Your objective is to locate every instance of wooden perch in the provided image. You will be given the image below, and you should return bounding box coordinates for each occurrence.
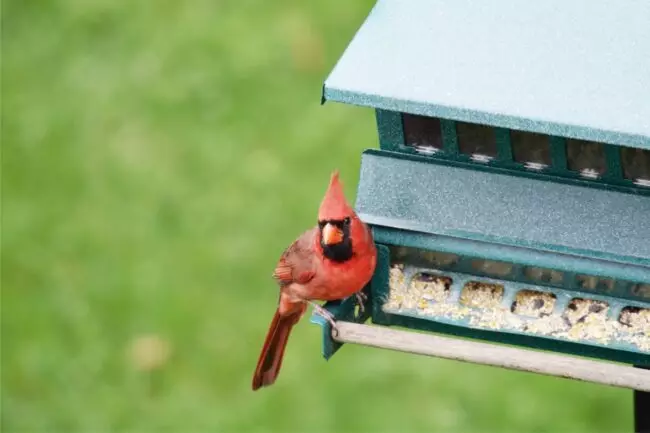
[332,322,650,392]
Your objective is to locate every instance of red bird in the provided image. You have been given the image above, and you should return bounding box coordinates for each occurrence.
[252,171,377,391]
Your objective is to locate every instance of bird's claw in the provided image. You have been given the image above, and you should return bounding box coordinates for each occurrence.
[309,302,339,336]
[351,291,368,318]
[355,292,367,313]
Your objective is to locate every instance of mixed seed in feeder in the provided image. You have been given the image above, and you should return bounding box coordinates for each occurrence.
[563,298,609,325]
[460,281,504,309]
[411,273,451,303]
[382,264,650,352]
[557,298,613,343]
[512,290,556,318]
[619,307,650,335]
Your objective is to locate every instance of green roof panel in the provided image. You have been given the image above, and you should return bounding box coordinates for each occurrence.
[324,0,650,149]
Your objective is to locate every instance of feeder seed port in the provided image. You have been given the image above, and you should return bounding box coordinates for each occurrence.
[384,263,650,352]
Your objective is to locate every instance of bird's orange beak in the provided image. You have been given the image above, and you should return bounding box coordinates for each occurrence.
[322,223,344,245]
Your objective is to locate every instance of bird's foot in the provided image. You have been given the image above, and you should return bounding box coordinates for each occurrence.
[354,291,368,316]
[309,301,339,335]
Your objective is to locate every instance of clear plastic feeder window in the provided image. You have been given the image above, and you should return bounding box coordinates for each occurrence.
[576,274,615,293]
[402,114,443,154]
[389,246,410,263]
[419,250,460,269]
[566,138,606,178]
[631,283,650,300]
[523,266,563,285]
[456,121,497,160]
[511,130,551,168]
[471,259,513,278]
[620,146,650,186]
[389,246,459,271]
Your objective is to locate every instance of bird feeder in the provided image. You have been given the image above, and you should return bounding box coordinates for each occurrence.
[311,0,650,420]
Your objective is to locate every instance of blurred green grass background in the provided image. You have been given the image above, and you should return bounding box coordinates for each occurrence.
[2,0,633,431]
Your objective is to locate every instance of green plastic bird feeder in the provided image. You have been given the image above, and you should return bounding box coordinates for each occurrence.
[311,0,650,416]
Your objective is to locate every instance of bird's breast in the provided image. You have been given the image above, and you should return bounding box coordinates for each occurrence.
[303,253,376,301]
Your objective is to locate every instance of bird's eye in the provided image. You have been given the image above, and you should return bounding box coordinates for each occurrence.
[344,217,351,225]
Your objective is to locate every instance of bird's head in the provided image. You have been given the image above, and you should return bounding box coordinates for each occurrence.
[317,171,357,262]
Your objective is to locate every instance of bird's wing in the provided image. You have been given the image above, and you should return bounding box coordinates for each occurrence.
[272,228,318,287]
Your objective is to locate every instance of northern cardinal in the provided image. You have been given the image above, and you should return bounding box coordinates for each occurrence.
[252,171,377,391]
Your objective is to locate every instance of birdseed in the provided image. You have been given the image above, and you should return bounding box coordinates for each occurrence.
[512,290,556,318]
[383,263,409,310]
[619,307,650,335]
[563,298,609,325]
[411,273,451,303]
[459,281,504,309]
[469,308,524,330]
[524,315,570,335]
[383,263,650,353]
[554,299,613,343]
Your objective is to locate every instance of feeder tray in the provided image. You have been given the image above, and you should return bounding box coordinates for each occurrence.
[311,0,650,419]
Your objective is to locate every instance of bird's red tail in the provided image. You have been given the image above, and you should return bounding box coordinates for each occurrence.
[252,306,305,390]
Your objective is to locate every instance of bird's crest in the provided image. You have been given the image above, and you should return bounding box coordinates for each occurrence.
[318,170,353,221]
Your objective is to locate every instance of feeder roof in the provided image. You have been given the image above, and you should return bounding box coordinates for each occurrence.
[323,0,650,149]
